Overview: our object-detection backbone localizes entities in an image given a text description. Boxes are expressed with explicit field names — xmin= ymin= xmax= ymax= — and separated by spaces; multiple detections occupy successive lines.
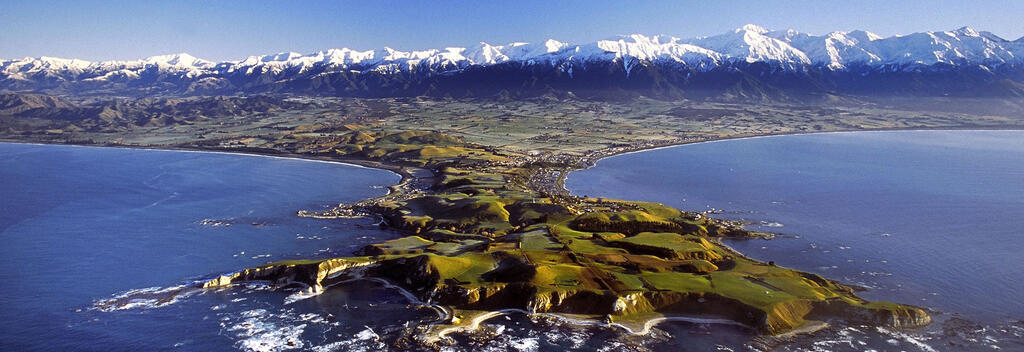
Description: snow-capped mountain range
xmin=3 ymin=25 xmax=1023 ymax=99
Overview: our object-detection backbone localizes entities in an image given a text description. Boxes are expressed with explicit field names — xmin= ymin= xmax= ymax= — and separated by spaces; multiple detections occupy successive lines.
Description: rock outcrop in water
xmin=203 ymin=258 xmax=375 ymax=292
xmin=203 ymin=251 xmax=929 ymax=335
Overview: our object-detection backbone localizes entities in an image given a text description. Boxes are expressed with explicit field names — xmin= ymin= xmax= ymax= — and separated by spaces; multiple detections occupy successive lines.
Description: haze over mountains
xmin=3 ymin=25 xmax=1023 ymax=100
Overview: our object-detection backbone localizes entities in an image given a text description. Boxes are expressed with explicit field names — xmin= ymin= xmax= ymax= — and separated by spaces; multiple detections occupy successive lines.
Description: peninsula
xmin=3 ymin=94 xmax=996 ymax=344
xmin=194 ymin=128 xmax=931 ymax=341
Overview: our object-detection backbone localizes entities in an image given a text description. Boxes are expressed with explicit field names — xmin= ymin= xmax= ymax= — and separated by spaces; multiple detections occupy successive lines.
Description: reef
xmin=201 ymin=128 xmax=931 ymax=338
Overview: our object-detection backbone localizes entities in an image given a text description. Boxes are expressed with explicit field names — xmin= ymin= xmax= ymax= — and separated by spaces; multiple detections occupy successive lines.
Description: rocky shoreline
xmin=194 ymin=129 xmax=932 ymax=344
xmin=5 ymin=128 xmax=935 ymax=345
xmin=200 ymin=251 xmax=930 ymax=340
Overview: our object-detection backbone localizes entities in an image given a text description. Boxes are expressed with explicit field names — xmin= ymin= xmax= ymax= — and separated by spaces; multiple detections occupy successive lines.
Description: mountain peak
xmin=953 ymin=26 xmax=980 ymax=37
xmin=543 ymin=39 xmax=568 ymax=53
xmin=736 ymin=24 xmax=769 ymax=34
xmin=4 ymin=25 xmax=1021 ymax=96
xmin=30 ymin=56 xmax=94 ymax=70
xmin=142 ymin=53 xmax=210 ymax=67
xmin=847 ymin=30 xmax=882 ymax=41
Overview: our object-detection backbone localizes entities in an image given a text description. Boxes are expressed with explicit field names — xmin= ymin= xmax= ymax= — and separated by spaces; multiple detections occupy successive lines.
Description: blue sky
xmin=2 ymin=0 xmax=1022 ymax=61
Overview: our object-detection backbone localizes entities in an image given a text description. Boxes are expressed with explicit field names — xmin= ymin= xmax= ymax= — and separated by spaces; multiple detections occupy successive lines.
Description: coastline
xmin=435 ymin=308 xmax=756 ymax=339
xmin=0 ymin=140 xmax=409 ymax=175
xmin=8 ymin=126 xmax=1021 ymax=210
xmin=0 ymin=140 xmax=418 ymax=207
xmin=556 ymin=128 xmax=1024 ymax=327
xmin=1 ymin=128 xmax=965 ymax=340
xmin=570 ymin=126 xmax=1024 ymax=177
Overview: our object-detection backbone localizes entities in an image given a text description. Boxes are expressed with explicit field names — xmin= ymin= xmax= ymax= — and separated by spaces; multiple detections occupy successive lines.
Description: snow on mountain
xmin=462 ymin=39 xmax=568 ymax=65
xmin=766 ymin=29 xmax=884 ymax=69
xmin=0 ymin=52 xmax=215 ymax=82
xmin=589 ymin=35 xmax=720 ymax=63
xmin=690 ymin=25 xmax=811 ymax=66
xmin=140 ymin=53 xmax=214 ymax=68
xmin=0 ymin=56 xmax=92 ymax=77
xmin=774 ymin=26 xmax=1022 ymax=68
xmin=3 ymin=24 xmax=1023 ymax=85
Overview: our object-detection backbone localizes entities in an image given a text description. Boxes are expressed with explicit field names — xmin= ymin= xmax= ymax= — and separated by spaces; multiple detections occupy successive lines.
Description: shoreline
xmin=3 ymin=128 xmax=989 ymax=340
xmin=570 ymin=126 xmax=1024 ymax=178
xmin=556 ymin=127 xmax=1024 ymax=327
xmin=559 ymin=127 xmax=1024 ymax=219
xmin=528 ymin=125 xmax=1024 ymax=198
xmin=436 ymin=308 xmax=756 ymax=340
xmin=0 ymin=140 xmax=404 ymax=174
xmin=0 ymin=140 xmax=420 ymax=207
xmin=8 ymin=126 xmax=1020 ymax=209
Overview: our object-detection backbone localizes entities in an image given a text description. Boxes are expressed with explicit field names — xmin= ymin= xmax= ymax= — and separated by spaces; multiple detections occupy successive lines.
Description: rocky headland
xmin=197 ymin=128 xmax=931 ymax=342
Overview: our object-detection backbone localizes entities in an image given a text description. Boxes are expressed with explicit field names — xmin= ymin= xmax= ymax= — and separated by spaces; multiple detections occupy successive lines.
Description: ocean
xmin=3 ymin=131 xmax=1023 ymax=351
xmin=567 ymin=130 xmax=1024 ymax=351
xmin=0 ymin=143 xmax=404 ymax=351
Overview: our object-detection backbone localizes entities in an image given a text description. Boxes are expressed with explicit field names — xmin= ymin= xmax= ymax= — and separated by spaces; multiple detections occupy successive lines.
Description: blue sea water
xmin=567 ymin=130 xmax=1024 ymax=350
xmin=0 ymin=143 xmax=407 ymax=351
xmin=3 ymin=131 xmax=1023 ymax=352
